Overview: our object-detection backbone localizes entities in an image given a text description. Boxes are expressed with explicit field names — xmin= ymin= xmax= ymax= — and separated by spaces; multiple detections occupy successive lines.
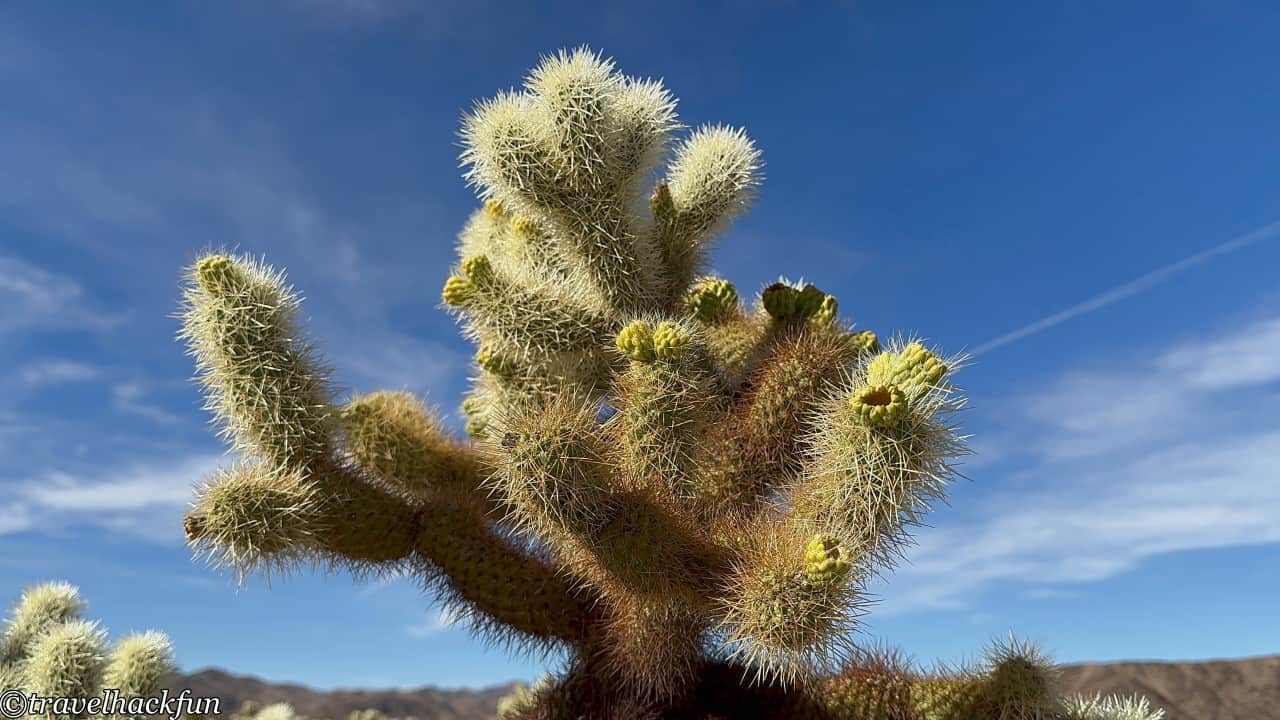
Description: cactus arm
xmin=339 ymin=391 xmax=493 ymax=510
xmin=458 ymin=201 xmax=577 ymax=287
xmin=442 ymin=253 xmax=616 ymax=359
xmin=651 ymin=127 xmax=763 ymax=307
xmin=484 ymin=397 xmax=616 ymax=544
xmin=413 ymin=496 xmax=595 ymax=647
xmin=183 ymin=460 xmax=420 ymax=573
xmin=178 ymin=254 xmax=338 ymax=472
xmin=789 ymin=339 xmax=968 ymax=570
xmin=712 ymin=524 xmax=864 ymax=688
xmin=610 ymin=319 xmax=718 ymax=503
xmin=695 ymin=326 xmax=857 ymax=515
xmin=486 ymin=396 xmax=720 ymax=603
xmin=737 ymin=329 xmax=858 ymax=477
xmin=460 ymin=49 xmax=674 ymax=313
xmin=179 ymin=254 xmax=424 ymax=567
xmin=184 ymin=461 xmax=595 ymax=647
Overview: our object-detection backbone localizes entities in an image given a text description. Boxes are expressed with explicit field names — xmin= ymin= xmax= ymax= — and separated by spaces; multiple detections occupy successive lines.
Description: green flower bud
xmin=441 ymin=276 xmax=472 ymax=306
xmin=617 ymin=320 xmax=656 ymax=362
xmin=684 ymin=277 xmax=739 ymax=323
xmin=867 ymin=342 xmax=947 ymax=390
xmin=461 ymin=254 xmax=494 ymax=282
xmin=796 ymin=284 xmax=826 ymax=318
xmin=652 ymin=322 xmax=691 ymax=361
xmin=845 ymin=330 xmax=880 ymax=356
xmin=194 ymin=255 xmax=239 ymax=294
xmin=762 ymin=282 xmax=801 ymax=320
xmin=813 ymin=294 xmax=839 ymax=325
xmin=510 ymin=215 xmax=539 ymax=239
xmin=476 ymin=345 xmax=516 ymax=376
xmin=804 ymin=533 xmax=852 ymax=585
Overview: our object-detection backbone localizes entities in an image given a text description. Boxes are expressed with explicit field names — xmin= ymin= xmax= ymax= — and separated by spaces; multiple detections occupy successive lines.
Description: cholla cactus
xmin=497 ymin=677 xmax=553 ymax=720
xmin=0 ymin=582 xmax=175 ymax=716
xmin=175 ymin=47 xmax=1160 ymax=720
xmin=1059 ymin=694 xmax=1165 ymax=720
xmin=230 ymin=703 xmax=299 ymax=720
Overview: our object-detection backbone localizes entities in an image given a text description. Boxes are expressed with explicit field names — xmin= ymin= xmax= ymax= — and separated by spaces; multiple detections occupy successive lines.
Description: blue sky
xmin=2 ymin=0 xmax=1279 ymax=691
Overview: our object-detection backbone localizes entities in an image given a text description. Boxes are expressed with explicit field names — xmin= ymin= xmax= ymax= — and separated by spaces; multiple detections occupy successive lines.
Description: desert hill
xmin=174 ymin=669 xmax=514 ymax=720
xmin=1058 ymin=654 xmax=1280 ymax=720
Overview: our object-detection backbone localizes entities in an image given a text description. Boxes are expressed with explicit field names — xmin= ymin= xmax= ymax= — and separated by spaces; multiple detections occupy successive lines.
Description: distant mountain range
xmin=1057 ymin=655 xmax=1280 ymax=720
xmin=173 ymin=669 xmax=513 ymax=720
xmin=173 ymin=654 xmax=1280 ymax=720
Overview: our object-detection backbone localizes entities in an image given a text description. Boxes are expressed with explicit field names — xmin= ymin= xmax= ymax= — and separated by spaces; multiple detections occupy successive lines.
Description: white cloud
xmin=1155 ymin=316 xmax=1280 ymax=390
xmin=111 ymin=383 xmax=181 ymax=425
xmin=0 ymin=505 xmax=33 ymax=534
xmin=875 ymin=314 xmax=1280 ymax=615
xmin=27 ymin=472 xmax=195 ymax=512
xmin=19 ymin=360 xmax=103 ymax=387
xmin=1016 ymin=314 xmax=1280 ymax=463
xmin=406 ymin=605 xmax=463 ymax=638
xmin=3 ymin=454 xmax=222 ymax=541
xmin=0 ymin=255 xmax=123 ymax=334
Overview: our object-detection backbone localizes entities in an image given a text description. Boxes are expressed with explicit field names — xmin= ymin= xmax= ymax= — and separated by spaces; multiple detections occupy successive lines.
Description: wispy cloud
xmin=880 ymin=431 xmax=1280 ymax=614
xmin=0 ymin=21 xmax=470 ymax=494
xmin=970 ymin=219 xmax=1280 ymax=356
xmin=25 ymin=472 xmax=194 ymax=512
xmin=19 ymin=360 xmax=103 ymax=387
xmin=278 ymin=0 xmax=426 ymax=26
xmin=406 ymin=605 xmax=462 ymax=638
xmin=0 ymin=255 xmax=125 ymax=334
xmin=877 ymin=314 xmax=1280 ymax=614
xmin=4 ymin=454 xmax=222 ymax=542
xmin=111 ymin=382 xmax=182 ymax=425
xmin=1020 ymin=314 xmax=1280 ymax=462
xmin=1154 ymin=316 xmax=1280 ymax=390
xmin=0 ymin=506 xmax=32 ymax=535
xmin=328 ymin=330 xmax=468 ymax=399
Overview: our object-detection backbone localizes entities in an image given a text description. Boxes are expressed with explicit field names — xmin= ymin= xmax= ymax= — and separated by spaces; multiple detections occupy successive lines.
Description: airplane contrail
xmin=969 ymin=219 xmax=1280 ymax=357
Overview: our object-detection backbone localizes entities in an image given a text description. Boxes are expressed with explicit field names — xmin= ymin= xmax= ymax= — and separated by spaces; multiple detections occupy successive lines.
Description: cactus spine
xmin=174 ymin=47 xmax=1160 ymax=720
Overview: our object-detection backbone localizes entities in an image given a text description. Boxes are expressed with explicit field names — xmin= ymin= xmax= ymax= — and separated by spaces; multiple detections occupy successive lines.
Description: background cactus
xmin=0 ymin=582 xmax=175 ymax=717
xmin=175 ymin=47 xmax=1162 ymax=719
